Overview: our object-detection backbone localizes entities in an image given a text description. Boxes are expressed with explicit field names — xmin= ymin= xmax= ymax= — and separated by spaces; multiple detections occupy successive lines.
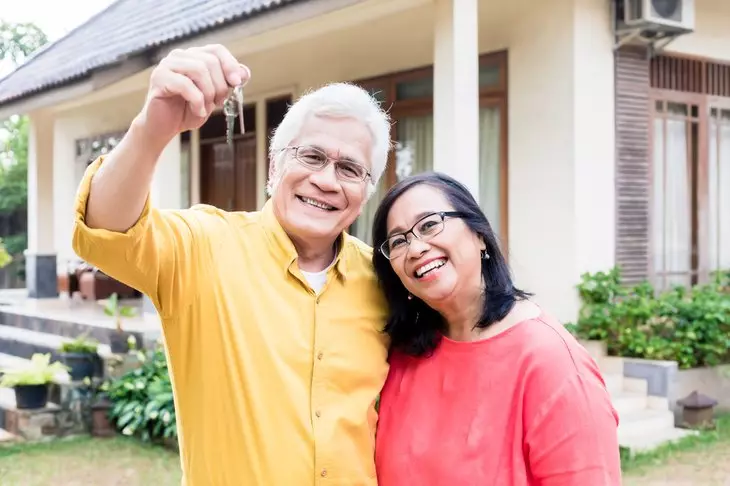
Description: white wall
xmin=668 ymin=0 xmax=730 ymax=61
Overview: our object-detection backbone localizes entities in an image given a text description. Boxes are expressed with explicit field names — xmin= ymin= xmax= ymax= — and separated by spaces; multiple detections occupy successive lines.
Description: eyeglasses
xmin=284 ymin=146 xmax=371 ymax=183
xmin=380 ymin=211 xmax=465 ymax=260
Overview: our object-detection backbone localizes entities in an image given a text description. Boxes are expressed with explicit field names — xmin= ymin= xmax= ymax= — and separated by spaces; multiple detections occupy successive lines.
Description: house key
xmin=222 ymin=84 xmax=246 ymax=148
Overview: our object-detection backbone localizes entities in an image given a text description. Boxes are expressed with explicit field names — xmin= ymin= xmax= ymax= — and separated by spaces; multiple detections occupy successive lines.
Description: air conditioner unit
xmin=619 ymin=0 xmax=695 ymax=34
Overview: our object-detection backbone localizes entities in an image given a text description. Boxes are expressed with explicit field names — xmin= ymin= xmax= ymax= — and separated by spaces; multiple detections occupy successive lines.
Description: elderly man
xmin=72 ymin=44 xmax=391 ymax=485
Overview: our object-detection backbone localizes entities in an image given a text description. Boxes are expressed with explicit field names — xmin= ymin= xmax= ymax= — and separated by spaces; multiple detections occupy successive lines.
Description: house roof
xmin=0 ymin=0 xmax=304 ymax=106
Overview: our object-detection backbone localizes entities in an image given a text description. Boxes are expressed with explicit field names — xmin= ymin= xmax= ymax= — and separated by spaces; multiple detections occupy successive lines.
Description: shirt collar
xmin=260 ymin=199 xmax=349 ymax=279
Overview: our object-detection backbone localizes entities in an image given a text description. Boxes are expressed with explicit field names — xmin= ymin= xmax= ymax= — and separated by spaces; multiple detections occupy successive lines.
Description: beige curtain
xmin=708 ymin=109 xmax=730 ymax=273
xmin=479 ymin=106 xmax=501 ymax=234
xmin=653 ymin=106 xmax=692 ymax=289
xmin=352 ymin=115 xmax=434 ymax=244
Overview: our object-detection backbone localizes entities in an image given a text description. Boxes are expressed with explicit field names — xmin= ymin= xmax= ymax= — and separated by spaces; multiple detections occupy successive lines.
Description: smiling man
xmin=71 ymin=44 xmax=392 ymax=485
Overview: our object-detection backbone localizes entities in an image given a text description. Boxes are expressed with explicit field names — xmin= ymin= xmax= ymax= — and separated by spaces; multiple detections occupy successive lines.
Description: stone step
xmin=603 ymin=373 xmax=623 ymax=394
xmin=620 ymin=426 xmax=697 ymax=453
xmin=611 ymin=390 xmax=648 ymax=416
xmin=618 ymin=408 xmax=676 ymax=443
xmin=0 ymin=324 xmax=113 ymax=363
xmin=0 ymin=427 xmax=16 ymax=442
xmin=623 ymin=376 xmax=649 ymax=395
xmin=0 ymin=307 xmax=151 ymax=348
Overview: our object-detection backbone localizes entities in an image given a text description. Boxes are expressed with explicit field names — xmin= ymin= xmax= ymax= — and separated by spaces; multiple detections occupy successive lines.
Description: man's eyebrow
xmin=386 ymin=211 xmax=436 ymax=237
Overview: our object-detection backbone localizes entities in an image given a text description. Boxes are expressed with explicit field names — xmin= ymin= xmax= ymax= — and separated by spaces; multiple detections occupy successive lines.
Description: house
xmin=0 ymin=0 xmax=728 ymax=324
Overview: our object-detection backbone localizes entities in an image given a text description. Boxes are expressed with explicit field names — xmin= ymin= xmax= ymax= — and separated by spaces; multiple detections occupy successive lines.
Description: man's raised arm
xmin=73 ymin=45 xmax=250 ymax=317
xmin=85 ymin=44 xmax=250 ymax=232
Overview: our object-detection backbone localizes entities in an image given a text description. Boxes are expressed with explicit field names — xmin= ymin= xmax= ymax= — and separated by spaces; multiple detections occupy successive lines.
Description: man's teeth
xmin=301 ymin=197 xmax=335 ymax=210
xmin=415 ymin=259 xmax=446 ymax=277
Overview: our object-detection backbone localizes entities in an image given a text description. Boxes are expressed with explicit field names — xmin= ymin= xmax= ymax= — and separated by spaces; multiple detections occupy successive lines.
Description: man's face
xmin=272 ymin=115 xmax=373 ymax=246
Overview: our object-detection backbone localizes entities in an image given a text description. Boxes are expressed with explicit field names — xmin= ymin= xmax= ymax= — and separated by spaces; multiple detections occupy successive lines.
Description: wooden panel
xmin=234 ymin=136 xmax=258 ymax=212
xmin=615 ymin=47 xmax=651 ymax=284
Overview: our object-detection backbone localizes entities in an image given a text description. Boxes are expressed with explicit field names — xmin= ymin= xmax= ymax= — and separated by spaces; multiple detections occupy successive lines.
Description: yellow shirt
xmin=72 ymin=157 xmax=390 ymax=485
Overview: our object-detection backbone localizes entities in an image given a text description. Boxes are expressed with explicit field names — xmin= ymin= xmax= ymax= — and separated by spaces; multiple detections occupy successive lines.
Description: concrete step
xmin=0 ymin=427 xmax=16 ymax=443
xmin=623 ymin=376 xmax=649 ymax=395
xmin=620 ymin=426 xmax=698 ymax=453
xmin=0 ymin=307 xmax=150 ymax=348
xmin=618 ymin=408 xmax=676 ymax=443
xmin=0 ymin=324 xmax=112 ymax=363
xmin=603 ymin=373 xmax=623 ymax=394
xmin=611 ymin=390 xmax=648 ymax=416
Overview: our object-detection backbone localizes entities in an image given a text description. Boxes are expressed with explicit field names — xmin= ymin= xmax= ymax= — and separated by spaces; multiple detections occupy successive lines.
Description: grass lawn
xmin=622 ymin=414 xmax=730 ymax=486
xmin=0 ymin=436 xmax=182 ymax=486
xmin=0 ymin=415 xmax=728 ymax=485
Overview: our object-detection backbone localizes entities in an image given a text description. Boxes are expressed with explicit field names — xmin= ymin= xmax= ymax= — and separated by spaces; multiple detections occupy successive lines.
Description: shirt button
xmin=315 ymin=410 xmax=321 ymax=418
xmin=317 ymin=351 xmax=324 ymax=360
xmin=321 ymin=469 xmax=327 ymax=477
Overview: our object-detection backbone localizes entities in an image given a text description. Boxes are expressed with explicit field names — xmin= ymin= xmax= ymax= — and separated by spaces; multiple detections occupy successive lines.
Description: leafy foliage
xmin=0 ymin=116 xmax=28 ymax=214
xmin=0 ymin=238 xmax=10 ymax=269
xmin=0 ymin=353 xmax=69 ymax=387
xmin=105 ymin=347 xmax=177 ymax=442
xmin=567 ymin=267 xmax=730 ymax=369
xmin=0 ymin=20 xmax=48 ymax=64
xmin=60 ymin=334 xmax=99 ymax=355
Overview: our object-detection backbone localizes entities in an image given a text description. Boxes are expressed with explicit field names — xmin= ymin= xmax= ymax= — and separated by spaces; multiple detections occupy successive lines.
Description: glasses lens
xmin=335 ymin=161 xmax=367 ymax=182
xmin=295 ymin=147 xmax=327 ymax=168
xmin=414 ymin=214 xmax=444 ymax=238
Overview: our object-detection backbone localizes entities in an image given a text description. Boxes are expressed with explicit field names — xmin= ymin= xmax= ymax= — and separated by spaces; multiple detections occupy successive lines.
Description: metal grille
xmin=651 ymin=55 xmax=730 ymax=97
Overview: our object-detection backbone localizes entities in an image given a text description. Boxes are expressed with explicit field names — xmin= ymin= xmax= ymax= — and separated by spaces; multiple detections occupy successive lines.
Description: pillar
xmin=432 ymin=0 xmax=480 ymax=200
xmin=25 ymin=114 xmax=58 ymax=298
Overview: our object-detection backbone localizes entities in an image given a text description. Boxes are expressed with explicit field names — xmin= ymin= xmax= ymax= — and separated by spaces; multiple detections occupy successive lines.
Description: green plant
xmin=0 ymin=238 xmax=10 ymax=269
xmin=103 ymin=292 xmax=137 ymax=332
xmin=60 ymin=334 xmax=99 ymax=355
xmin=569 ymin=267 xmax=730 ymax=369
xmin=105 ymin=346 xmax=176 ymax=442
xmin=0 ymin=353 xmax=69 ymax=387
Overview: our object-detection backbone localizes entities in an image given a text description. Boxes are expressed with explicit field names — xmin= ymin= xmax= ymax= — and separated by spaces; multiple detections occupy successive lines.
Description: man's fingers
xmin=199 ymin=44 xmax=250 ymax=87
xmin=162 ymin=53 xmax=217 ymax=108
xmin=189 ymin=48 xmax=231 ymax=106
xmin=153 ymin=71 xmax=206 ymax=117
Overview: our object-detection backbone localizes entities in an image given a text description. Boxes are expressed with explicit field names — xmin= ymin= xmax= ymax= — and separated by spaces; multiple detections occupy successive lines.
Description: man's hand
xmin=137 ymin=44 xmax=251 ymax=147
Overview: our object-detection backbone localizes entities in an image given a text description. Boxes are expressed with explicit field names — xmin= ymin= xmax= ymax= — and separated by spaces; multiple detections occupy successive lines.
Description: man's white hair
xmin=266 ymin=82 xmax=391 ymax=198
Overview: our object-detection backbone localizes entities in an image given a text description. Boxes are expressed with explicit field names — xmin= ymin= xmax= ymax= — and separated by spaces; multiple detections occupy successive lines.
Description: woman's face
xmin=384 ymin=184 xmax=485 ymax=307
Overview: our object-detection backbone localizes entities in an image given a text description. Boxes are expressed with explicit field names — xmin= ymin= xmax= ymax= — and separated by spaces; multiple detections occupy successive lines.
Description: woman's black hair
xmin=371 ymin=172 xmax=531 ymax=357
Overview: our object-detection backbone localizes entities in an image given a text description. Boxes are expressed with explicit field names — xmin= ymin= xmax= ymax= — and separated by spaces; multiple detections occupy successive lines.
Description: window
xmin=708 ymin=105 xmax=730 ymax=275
xmin=350 ymin=51 xmax=508 ymax=246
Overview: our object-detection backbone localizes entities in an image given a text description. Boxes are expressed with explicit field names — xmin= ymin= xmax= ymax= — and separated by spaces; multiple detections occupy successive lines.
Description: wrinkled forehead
xmin=293 ymin=115 xmax=373 ymax=167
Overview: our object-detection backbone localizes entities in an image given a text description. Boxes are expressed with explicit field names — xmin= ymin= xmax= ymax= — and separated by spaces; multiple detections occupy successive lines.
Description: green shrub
xmin=105 ymin=346 xmax=176 ymax=442
xmin=568 ymin=267 xmax=730 ymax=369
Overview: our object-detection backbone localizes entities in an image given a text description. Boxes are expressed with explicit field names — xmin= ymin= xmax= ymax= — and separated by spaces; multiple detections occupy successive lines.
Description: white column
xmin=190 ymin=129 xmax=201 ymax=205
xmin=150 ymin=134 xmax=182 ymax=209
xmin=25 ymin=113 xmax=58 ymax=298
xmin=433 ymin=0 xmax=480 ymax=199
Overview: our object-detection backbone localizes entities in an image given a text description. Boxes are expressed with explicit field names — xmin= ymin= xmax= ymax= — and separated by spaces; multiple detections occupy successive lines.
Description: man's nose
xmin=309 ymin=161 xmax=339 ymax=191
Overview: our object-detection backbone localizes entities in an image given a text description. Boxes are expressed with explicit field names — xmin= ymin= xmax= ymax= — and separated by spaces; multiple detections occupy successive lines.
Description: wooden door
xmin=200 ymin=136 xmax=258 ymax=212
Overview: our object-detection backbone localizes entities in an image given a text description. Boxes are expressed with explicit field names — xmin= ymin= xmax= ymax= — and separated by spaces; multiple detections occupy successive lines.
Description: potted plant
xmin=0 ymin=353 xmax=69 ymax=409
xmin=104 ymin=293 xmax=138 ymax=354
xmin=59 ymin=334 xmax=99 ymax=381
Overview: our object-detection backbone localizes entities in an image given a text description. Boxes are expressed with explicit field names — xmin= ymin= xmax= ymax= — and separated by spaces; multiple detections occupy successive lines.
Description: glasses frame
xmin=282 ymin=145 xmax=372 ymax=183
xmin=379 ymin=211 xmax=465 ymax=260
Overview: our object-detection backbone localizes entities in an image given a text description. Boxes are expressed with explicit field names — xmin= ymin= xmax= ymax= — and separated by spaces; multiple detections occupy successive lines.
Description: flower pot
xmin=91 ymin=396 xmax=115 ymax=437
xmin=61 ymin=352 xmax=97 ymax=381
xmin=14 ymin=384 xmax=49 ymax=409
xmin=109 ymin=332 xmax=131 ymax=354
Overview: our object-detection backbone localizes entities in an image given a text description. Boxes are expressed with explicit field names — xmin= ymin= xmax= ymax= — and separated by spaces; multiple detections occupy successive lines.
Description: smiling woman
xmin=370 ymin=172 xmax=622 ymax=486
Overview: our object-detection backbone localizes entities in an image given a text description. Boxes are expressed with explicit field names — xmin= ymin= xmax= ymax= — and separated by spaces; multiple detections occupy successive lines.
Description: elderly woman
xmin=371 ymin=172 xmax=621 ymax=485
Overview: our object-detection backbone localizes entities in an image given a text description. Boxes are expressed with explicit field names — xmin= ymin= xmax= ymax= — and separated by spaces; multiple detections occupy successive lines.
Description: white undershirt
xmin=300 ymin=267 xmax=329 ymax=294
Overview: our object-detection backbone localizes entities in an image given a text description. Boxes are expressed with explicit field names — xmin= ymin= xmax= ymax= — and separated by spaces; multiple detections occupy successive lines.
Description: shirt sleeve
xmin=523 ymin=367 xmax=622 ymax=486
xmin=71 ymin=156 xmax=221 ymax=319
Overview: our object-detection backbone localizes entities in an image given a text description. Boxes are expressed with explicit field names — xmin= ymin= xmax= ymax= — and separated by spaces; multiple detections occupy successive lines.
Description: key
xmin=222 ymin=94 xmax=237 ymax=147
xmin=234 ymin=84 xmax=245 ymax=134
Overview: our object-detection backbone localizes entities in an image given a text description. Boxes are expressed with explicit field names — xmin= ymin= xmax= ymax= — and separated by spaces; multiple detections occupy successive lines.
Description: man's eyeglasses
xmin=380 ymin=211 xmax=465 ymax=260
xmin=284 ymin=146 xmax=371 ymax=183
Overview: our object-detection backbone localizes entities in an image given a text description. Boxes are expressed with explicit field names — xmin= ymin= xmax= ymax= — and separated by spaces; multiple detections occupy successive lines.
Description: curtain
xmin=653 ymin=107 xmax=692 ymax=289
xmin=352 ymin=115 xmax=434 ymax=244
xmin=708 ymin=110 xmax=730 ymax=274
xmin=479 ymin=106 xmax=501 ymax=235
